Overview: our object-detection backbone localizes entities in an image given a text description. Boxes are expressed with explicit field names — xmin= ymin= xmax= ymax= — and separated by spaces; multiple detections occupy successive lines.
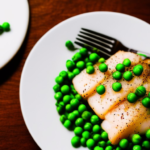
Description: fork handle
xmin=128 ymin=49 xmax=150 ymax=59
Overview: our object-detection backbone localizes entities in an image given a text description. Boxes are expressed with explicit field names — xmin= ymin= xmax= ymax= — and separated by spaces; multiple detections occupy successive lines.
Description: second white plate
xmin=20 ymin=12 xmax=150 ymax=150
xmin=0 ymin=0 xmax=29 ymax=68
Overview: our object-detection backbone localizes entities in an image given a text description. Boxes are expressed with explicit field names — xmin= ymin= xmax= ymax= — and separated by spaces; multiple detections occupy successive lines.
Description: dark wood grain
xmin=0 ymin=0 xmax=150 ymax=149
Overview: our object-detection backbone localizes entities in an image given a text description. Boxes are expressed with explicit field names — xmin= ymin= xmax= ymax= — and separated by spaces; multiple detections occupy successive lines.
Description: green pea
xmin=133 ymin=65 xmax=143 ymax=76
xmin=71 ymin=89 xmax=78 ymax=95
xmin=86 ymin=62 xmax=93 ymax=67
xmin=84 ymin=122 xmax=92 ymax=131
xmin=71 ymin=136 xmax=80 ymax=147
xmin=94 ymin=146 xmax=104 ymax=150
xmin=56 ymin=106 xmax=64 ymax=114
xmin=93 ymin=134 xmax=101 ymax=142
xmin=96 ymin=85 xmax=105 ymax=95
xmin=98 ymin=141 xmax=106 ymax=147
xmin=99 ymin=63 xmax=108 ymax=72
xmin=112 ymin=71 xmax=122 ymax=80
xmin=105 ymin=146 xmax=113 ymax=150
xmin=142 ymin=97 xmax=150 ymax=108
xmin=66 ymin=60 xmax=75 ymax=71
xmin=82 ymin=111 xmax=92 ymax=121
xmin=68 ymin=113 xmax=76 ymax=121
xmin=70 ymin=84 xmax=74 ymax=89
xmin=53 ymin=84 xmax=60 ymax=92
xmin=127 ymin=93 xmax=138 ymax=103
xmin=54 ymin=92 xmax=63 ymax=101
xmin=101 ymin=131 xmax=108 ymax=140
xmin=123 ymin=58 xmax=131 ymax=67
xmin=136 ymin=64 xmax=143 ymax=71
xmin=72 ymin=52 xmax=82 ymax=62
xmin=82 ymin=131 xmax=90 ymax=139
xmin=135 ymin=86 xmax=146 ymax=97
xmin=84 ymin=57 xmax=90 ymax=63
xmin=142 ymin=140 xmax=150 ymax=149
xmin=90 ymin=115 xmax=100 ymax=124
xmin=60 ymin=115 xmax=67 ymax=123
xmin=123 ymin=71 xmax=132 ymax=81
xmin=116 ymin=63 xmax=125 ymax=72
xmin=119 ymin=139 xmax=129 ymax=149
xmin=132 ymin=134 xmax=142 ymax=144
xmin=63 ymin=95 xmax=71 ymax=104
xmin=112 ymin=82 xmax=122 ymax=92
xmin=73 ymin=68 xmax=80 ymax=76
xmin=65 ymin=104 xmax=72 ymax=112
xmin=86 ymin=139 xmax=95 ymax=149
xmin=0 ymin=25 xmax=3 ymax=34
xmin=65 ymin=40 xmax=74 ymax=50
xmin=75 ymin=118 xmax=84 ymax=126
xmin=64 ymin=120 xmax=71 ymax=129
xmin=2 ymin=22 xmax=10 ymax=31
xmin=93 ymin=125 xmax=101 ymax=133
xmin=61 ymin=85 xmax=70 ymax=94
xmin=86 ymin=65 xmax=95 ymax=74
xmin=146 ymin=129 xmax=150 ymax=139
xmin=78 ymin=104 xmax=87 ymax=113
xmin=68 ymin=71 xmax=75 ymax=80
xmin=115 ymin=147 xmax=121 ymax=150
xmin=106 ymin=140 xmax=111 ymax=145
xmin=98 ymin=57 xmax=105 ymax=63
xmin=133 ymin=145 xmax=141 ymax=150
xmin=59 ymin=70 xmax=68 ymax=78
xmin=89 ymin=53 xmax=99 ymax=62
xmin=80 ymin=137 xmax=86 ymax=147
xmin=73 ymin=110 xmax=80 ymax=118
xmin=70 ymin=93 xmax=74 ymax=99
xmin=74 ymin=127 xmax=83 ymax=135
xmin=55 ymin=76 xmax=64 ymax=84
xmin=70 ymin=98 xmax=80 ymax=108
xmin=75 ymin=94 xmax=82 ymax=101
xmin=79 ymin=48 xmax=88 ymax=56
xmin=76 ymin=61 xmax=85 ymax=70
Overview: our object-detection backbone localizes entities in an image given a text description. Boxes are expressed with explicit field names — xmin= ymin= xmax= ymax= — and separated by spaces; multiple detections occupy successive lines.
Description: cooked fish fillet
xmin=73 ymin=51 xmax=142 ymax=99
xmin=88 ymin=62 xmax=150 ymax=119
xmin=101 ymin=79 xmax=150 ymax=145
xmin=101 ymin=100 xmax=150 ymax=145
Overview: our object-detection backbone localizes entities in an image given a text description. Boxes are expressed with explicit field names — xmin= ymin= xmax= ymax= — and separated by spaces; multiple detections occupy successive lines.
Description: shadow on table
xmin=0 ymin=28 xmax=30 ymax=85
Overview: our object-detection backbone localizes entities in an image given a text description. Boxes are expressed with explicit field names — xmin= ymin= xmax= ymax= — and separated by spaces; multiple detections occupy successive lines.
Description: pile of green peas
xmin=0 ymin=22 xmax=10 ymax=34
xmin=53 ymin=42 xmax=150 ymax=150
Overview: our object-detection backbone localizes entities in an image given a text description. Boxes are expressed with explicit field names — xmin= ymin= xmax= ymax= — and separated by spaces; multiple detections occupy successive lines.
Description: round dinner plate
xmin=0 ymin=0 xmax=29 ymax=68
xmin=20 ymin=12 xmax=150 ymax=150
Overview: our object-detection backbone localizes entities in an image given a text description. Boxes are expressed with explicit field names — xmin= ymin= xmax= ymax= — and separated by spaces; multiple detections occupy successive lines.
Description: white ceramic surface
xmin=20 ymin=12 xmax=150 ymax=150
xmin=0 ymin=0 xmax=29 ymax=68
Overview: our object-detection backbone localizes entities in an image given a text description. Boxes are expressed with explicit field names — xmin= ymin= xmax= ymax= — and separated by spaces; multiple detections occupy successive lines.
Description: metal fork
xmin=74 ymin=28 xmax=150 ymax=59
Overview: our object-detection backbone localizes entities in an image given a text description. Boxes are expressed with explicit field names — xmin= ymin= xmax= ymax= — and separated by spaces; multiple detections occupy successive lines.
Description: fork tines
xmin=75 ymin=28 xmax=117 ymax=57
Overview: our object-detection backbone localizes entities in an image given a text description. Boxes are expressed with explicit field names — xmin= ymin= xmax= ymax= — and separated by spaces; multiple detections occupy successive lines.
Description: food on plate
xmin=0 ymin=22 xmax=10 ymax=34
xmin=88 ymin=62 xmax=150 ymax=119
xmin=73 ymin=51 xmax=142 ymax=99
xmin=53 ymin=43 xmax=150 ymax=150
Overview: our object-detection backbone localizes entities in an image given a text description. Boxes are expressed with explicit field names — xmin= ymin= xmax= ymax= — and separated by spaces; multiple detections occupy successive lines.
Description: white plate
xmin=0 ymin=0 xmax=29 ymax=68
xmin=20 ymin=12 xmax=150 ymax=150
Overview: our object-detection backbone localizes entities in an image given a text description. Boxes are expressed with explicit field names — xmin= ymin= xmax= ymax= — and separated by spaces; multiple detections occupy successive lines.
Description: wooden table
xmin=0 ymin=0 xmax=150 ymax=149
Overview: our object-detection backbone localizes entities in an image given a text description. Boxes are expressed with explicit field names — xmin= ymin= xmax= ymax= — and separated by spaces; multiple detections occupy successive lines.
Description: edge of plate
xmin=1 ymin=0 xmax=30 ymax=69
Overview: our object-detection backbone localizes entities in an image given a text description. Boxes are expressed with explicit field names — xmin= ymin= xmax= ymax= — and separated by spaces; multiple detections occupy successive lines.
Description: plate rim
xmin=19 ymin=11 xmax=150 ymax=149
xmin=1 ymin=0 xmax=30 ymax=69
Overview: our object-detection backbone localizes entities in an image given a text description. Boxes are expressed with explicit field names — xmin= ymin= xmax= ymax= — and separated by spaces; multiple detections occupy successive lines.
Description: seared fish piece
xmin=88 ymin=62 xmax=150 ymax=119
xmin=101 ymin=77 xmax=150 ymax=145
xmin=73 ymin=51 xmax=142 ymax=99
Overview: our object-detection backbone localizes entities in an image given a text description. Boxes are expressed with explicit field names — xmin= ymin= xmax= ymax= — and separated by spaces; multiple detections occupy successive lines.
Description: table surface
xmin=1 ymin=0 xmax=150 ymax=149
